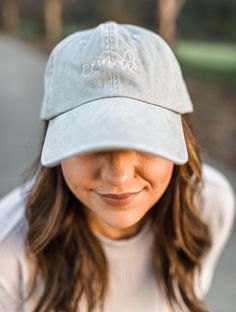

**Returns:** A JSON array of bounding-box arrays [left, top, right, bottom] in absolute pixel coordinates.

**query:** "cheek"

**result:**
[[61, 163, 75, 186], [61, 160, 96, 202], [149, 161, 174, 191], [61, 162, 84, 193]]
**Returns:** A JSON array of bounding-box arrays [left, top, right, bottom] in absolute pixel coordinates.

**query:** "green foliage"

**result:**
[[175, 40, 236, 84], [178, 0, 236, 42], [19, 18, 43, 39], [18, 19, 89, 41], [62, 22, 88, 38]]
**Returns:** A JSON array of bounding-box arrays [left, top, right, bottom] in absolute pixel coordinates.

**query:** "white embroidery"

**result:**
[[82, 49, 139, 77]]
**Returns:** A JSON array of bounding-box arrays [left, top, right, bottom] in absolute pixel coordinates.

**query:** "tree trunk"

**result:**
[[2, 0, 20, 34], [158, 0, 185, 46], [44, 0, 63, 47]]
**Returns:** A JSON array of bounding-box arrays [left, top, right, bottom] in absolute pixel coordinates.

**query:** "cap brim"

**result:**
[[41, 97, 189, 167]]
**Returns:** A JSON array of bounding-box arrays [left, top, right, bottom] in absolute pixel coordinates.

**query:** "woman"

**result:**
[[0, 21, 235, 312]]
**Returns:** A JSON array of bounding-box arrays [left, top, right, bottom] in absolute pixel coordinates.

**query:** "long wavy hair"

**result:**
[[21, 114, 212, 312]]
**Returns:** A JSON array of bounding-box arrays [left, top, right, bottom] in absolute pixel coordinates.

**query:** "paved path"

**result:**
[[0, 34, 235, 311]]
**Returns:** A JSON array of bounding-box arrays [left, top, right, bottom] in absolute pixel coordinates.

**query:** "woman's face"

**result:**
[[61, 150, 174, 240]]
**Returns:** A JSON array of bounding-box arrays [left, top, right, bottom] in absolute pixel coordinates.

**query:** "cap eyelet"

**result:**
[[132, 34, 141, 40], [80, 39, 87, 45]]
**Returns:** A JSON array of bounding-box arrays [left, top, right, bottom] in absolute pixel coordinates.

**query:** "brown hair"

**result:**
[[22, 114, 212, 312]]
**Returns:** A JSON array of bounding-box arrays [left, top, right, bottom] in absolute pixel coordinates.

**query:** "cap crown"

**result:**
[[40, 21, 193, 120]]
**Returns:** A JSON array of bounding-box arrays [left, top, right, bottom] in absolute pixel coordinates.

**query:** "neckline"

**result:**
[[94, 220, 153, 257]]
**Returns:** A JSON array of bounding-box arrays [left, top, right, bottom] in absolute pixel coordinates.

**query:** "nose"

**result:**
[[100, 150, 136, 186]]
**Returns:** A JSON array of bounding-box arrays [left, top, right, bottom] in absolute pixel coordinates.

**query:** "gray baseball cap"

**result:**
[[40, 21, 193, 167]]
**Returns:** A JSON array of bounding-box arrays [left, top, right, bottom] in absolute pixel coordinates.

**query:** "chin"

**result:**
[[106, 214, 143, 230]]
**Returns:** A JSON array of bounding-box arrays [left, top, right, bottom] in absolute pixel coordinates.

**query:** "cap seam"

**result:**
[[108, 22, 115, 96], [42, 96, 184, 121], [43, 33, 82, 116]]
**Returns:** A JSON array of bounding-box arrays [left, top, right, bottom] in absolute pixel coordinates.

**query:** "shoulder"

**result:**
[[200, 163, 235, 239], [202, 162, 235, 194], [0, 184, 27, 242], [194, 163, 235, 297], [0, 179, 35, 307], [0, 177, 36, 240]]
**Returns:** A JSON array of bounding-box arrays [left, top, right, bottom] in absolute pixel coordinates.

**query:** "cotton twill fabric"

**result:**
[[40, 21, 194, 167], [41, 98, 187, 166]]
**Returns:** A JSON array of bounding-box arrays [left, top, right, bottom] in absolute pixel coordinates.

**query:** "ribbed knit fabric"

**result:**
[[94, 221, 165, 312], [0, 163, 235, 311]]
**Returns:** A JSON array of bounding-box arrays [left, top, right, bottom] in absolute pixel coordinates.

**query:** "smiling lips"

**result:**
[[100, 192, 141, 199], [96, 190, 142, 207]]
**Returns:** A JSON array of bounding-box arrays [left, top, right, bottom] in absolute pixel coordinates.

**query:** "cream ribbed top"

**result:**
[[94, 221, 165, 312]]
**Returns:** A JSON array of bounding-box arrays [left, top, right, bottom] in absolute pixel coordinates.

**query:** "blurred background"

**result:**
[[0, 0, 235, 310]]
